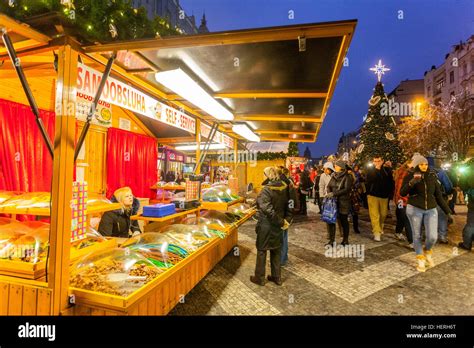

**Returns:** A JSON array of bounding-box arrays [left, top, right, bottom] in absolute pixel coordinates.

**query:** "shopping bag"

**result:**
[[321, 197, 338, 224]]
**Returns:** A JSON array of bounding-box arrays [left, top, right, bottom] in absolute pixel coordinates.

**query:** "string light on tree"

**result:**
[[370, 59, 390, 82], [109, 23, 118, 38], [60, 0, 75, 11]]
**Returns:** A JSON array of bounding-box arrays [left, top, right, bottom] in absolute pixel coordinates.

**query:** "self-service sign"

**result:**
[[77, 63, 196, 134]]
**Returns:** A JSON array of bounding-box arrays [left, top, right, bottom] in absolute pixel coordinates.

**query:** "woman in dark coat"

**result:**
[[250, 167, 290, 286], [325, 160, 354, 246], [98, 187, 141, 238], [400, 155, 452, 272]]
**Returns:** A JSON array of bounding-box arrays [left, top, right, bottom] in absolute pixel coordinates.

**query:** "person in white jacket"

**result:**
[[319, 162, 335, 198]]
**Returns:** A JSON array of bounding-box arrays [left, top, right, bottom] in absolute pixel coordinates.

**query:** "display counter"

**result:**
[[65, 208, 255, 316], [200, 198, 244, 211]]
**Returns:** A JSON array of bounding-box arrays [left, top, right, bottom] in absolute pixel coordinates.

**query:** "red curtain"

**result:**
[[106, 128, 157, 199], [0, 98, 55, 192]]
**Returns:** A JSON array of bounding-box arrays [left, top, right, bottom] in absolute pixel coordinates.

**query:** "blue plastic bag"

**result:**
[[321, 197, 338, 224]]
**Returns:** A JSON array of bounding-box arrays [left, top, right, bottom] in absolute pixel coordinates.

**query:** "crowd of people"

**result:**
[[252, 154, 474, 285]]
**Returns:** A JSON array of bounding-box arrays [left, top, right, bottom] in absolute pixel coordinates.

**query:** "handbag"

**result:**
[[321, 197, 338, 224]]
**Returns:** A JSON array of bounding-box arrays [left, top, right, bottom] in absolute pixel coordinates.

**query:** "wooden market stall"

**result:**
[[0, 14, 355, 315]]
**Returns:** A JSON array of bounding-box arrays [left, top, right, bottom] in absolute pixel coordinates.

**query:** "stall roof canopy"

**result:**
[[84, 19, 356, 144]]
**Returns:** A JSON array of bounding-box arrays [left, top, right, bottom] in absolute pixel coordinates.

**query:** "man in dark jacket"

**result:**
[[251, 167, 291, 286], [365, 156, 394, 241], [98, 188, 141, 238]]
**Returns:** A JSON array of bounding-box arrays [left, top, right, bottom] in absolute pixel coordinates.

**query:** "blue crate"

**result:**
[[143, 203, 176, 217]]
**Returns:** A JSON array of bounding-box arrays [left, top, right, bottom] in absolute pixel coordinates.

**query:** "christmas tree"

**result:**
[[357, 61, 405, 165], [288, 142, 300, 157]]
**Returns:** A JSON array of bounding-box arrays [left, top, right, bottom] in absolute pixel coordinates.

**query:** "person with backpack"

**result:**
[[365, 156, 395, 241], [325, 160, 354, 246], [400, 154, 453, 272]]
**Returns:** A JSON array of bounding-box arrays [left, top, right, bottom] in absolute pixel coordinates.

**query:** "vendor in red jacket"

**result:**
[[98, 187, 141, 238]]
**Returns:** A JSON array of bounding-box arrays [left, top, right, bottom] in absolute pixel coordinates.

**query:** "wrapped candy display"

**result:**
[[86, 194, 114, 208], [122, 232, 190, 268], [202, 185, 240, 203], [70, 227, 117, 262], [0, 220, 50, 264], [201, 210, 240, 224], [70, 248, 162, 296], [0, 192, 51, 209], [159, 224, 213, 251], [228, 203, 254, 217], [0, 191, 19, 204]]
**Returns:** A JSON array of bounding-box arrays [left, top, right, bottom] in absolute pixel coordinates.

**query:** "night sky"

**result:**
[[180, 0, 473, 157]]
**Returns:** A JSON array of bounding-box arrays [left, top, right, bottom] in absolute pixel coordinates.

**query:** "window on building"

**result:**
[[435, 78, 445, 95], [427, 86, 431, 97], [463, 63, 468, 76], [450, 71, 455, 84]]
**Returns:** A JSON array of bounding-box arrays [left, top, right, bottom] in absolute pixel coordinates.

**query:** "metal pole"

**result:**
[[1, 29, 54, 158], [195, 122, 218, 174], [74, 52, 116, 161]]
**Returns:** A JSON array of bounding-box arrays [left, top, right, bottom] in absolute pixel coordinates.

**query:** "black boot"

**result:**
[[353, 214, 360, 234], [326, 227, 336, 246], [267, 275, 282, 285], [250, 276, 265, 286]]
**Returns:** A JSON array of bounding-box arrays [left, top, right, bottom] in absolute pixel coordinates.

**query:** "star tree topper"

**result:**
[[370, 59, 390, 82]]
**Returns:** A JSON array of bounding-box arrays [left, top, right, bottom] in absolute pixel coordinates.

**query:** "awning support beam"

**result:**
[[1, 29, 54, 158], [74, 52, 116, 161], [195, 122, 218, 174]]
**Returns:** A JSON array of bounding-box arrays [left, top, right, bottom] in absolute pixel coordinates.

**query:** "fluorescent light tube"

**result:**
[[155, 69, 234, 121], [175, 144, 226, 151], [232, 124, 260, 142]]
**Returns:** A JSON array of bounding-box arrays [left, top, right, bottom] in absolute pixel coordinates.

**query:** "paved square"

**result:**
[[170, 202, 474, 315]]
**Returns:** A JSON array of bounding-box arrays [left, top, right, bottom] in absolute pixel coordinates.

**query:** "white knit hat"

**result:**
[[411, 154, 428, 168], [323, 162, 335, 171]]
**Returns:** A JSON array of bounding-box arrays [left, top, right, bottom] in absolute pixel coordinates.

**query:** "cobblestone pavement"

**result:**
[[170, 201, 474, 315]]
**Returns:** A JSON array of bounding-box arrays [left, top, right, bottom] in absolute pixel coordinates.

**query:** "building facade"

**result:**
[[337, 130, 359, 157], [131, 0, 209, 34], [424, 35, 474, 156], [387, 79, 425, 120], [424, 35, 474, 105]]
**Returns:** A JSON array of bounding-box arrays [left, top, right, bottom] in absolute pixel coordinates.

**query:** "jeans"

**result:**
[[406, 204, 438, 255], [395, 206, 413, 243], [254, 248, 281, 281], [436, 205, 448, 241], [281, 230, 289, 265], [367, 195, 388, 236], [462, 201, 474, 250]]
